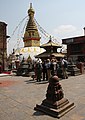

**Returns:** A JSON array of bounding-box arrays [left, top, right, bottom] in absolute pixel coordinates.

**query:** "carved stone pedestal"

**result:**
[[34, 76, 75, 118], [67, 64, 81, 76]]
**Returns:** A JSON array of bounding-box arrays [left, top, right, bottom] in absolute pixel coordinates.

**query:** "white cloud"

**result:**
[[52, 25, 81, 40], [54, 25, 77, 34]]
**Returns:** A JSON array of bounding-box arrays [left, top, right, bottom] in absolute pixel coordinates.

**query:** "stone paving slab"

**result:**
[[0, 75, 85, 120]]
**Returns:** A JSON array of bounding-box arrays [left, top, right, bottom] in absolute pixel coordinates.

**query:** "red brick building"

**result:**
[[62, 35, 85, 63], [0, 22, 9, 71]]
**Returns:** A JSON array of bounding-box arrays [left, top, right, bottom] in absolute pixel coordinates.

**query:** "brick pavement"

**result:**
[[0, 74, 85, 120]]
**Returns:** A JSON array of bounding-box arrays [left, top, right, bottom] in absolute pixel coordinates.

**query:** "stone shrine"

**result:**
[[34, 76, 75, 118], [15, 3, 45, 60], [36, 36, 64, 61]]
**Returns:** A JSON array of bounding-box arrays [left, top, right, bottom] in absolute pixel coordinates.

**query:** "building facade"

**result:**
[[62, 35, 85, 63], [0, 22, 9, 71]]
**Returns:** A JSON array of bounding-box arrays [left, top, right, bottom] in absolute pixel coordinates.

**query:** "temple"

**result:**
[[36, 36, 64, 61]]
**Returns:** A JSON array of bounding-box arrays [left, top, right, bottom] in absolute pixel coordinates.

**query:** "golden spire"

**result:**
[[30, 3, 32, 8], [26, 3, 37, 31], [28, 3, 35, 17], [23, 3, 40, 47]]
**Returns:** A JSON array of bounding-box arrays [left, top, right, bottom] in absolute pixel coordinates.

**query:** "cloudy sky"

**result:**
[[0, 0, 85, 55]]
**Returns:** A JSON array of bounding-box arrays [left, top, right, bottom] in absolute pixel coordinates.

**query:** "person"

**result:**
[[42, 60, 48, 81], [50, 59, 58, 76], [0, 63, 2, 73], [60, 57, 68, 79], [57, 61, 63, 78], [46, 59, 51, 81], [36, 60, 42, 82]]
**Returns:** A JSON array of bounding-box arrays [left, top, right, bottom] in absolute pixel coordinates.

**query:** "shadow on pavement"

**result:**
[[33, 111, 45, 116], [35, 81, 48, 84], [24, 79, 36, 84], [24, 79, 48, 84]]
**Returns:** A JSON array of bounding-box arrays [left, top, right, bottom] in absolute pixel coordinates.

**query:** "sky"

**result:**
[[0, 0, 85, 55]]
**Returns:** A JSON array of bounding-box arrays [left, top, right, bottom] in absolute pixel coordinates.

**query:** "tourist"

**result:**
[[50, 59, 58, 76], [36, 60, 42, 82], [46, 59, 51, 81], [42, 60, 48, 81], [60, 57, 68, 79]]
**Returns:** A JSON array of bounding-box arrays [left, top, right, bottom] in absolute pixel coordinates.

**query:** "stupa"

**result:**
[[15, 3, 45, 59]]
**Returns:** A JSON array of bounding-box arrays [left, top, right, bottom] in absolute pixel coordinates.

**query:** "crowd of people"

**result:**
[[34, 57, 68, 82]]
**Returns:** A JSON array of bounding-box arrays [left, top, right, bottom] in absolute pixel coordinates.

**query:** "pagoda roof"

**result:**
[[35, 51, 64, 58], [41, 37, 61, 48]]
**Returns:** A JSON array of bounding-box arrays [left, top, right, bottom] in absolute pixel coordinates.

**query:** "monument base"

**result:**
[[67, 64, 81, 76], [34, 98, 75, 118]]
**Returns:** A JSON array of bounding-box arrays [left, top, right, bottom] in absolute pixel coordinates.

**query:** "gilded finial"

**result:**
[[30, 3, 32, 9], [28, 3, 35, 15]]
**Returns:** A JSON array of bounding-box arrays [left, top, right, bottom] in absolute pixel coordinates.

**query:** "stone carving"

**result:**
[[34, 75, 75, 118]]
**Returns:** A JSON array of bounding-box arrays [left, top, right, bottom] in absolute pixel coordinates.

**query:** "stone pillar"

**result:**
[[34, 75, 75, 118]]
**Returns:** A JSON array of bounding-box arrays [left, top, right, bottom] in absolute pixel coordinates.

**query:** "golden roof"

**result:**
[[23, 3, 40, 47], [26, 3, 38, 31], [28, 3, 35, 14], [41, 36, 61, 48], [35, 52, 64, 58]]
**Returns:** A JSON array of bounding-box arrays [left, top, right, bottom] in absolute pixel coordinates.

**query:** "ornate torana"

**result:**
[[23, 3, 40, 47]]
